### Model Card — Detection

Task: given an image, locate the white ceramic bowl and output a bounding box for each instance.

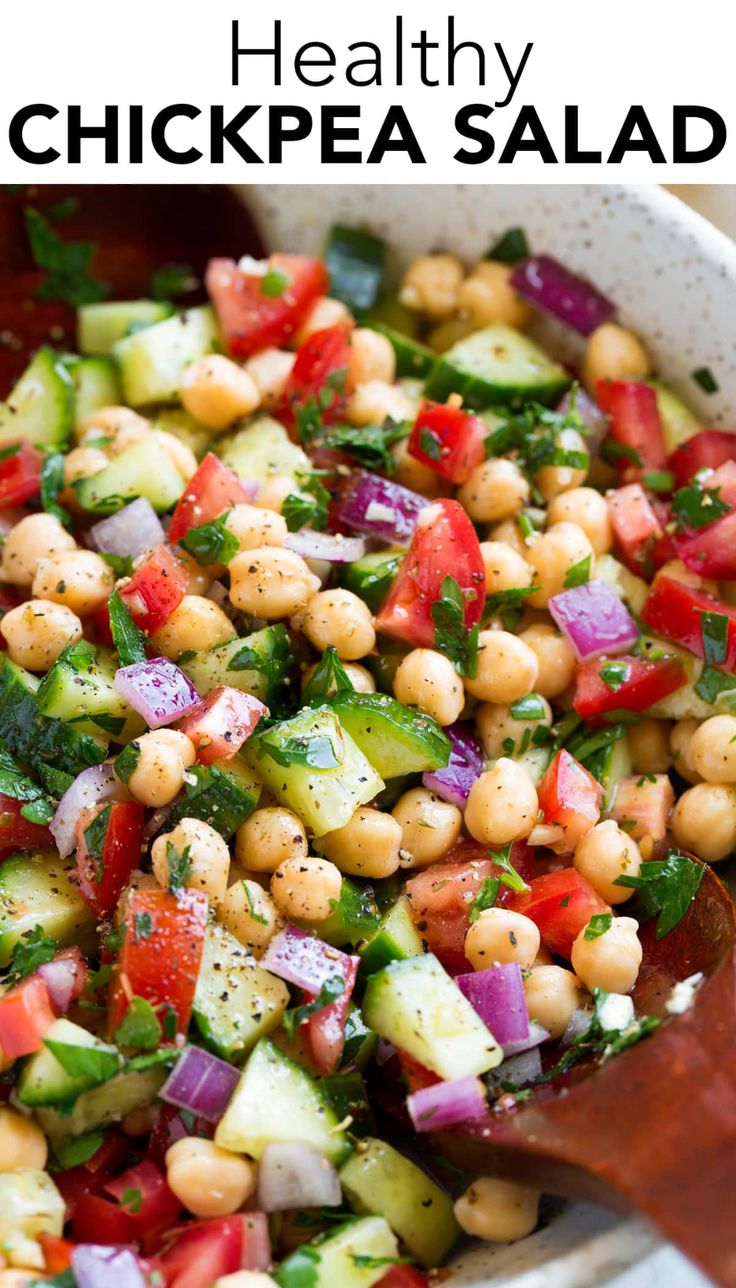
[235,183,728,1288]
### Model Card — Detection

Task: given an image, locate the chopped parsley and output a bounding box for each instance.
[83,804,112,883]
[468,876,500,923]
[166,842,192,893]
[0,741,54,820]
[120,1187,143,1214]
[180,512,239,566]
[601,439,643,469]
[641,470,674,494]
[488,843,530,894]
[323,419,410,473]
[7,926,58,985]
[40,453,73,530]
[114,740,141,785]
[533,987,660,1084]
[282,472,330,533]
[614,849,705,938]
[114,997,162,1051]
[693,609,736,701]
[243,881,269,925]
[486,226,530,264]
[418,426,443,462]
[671,481,730,532]
[484,402,589,500]
[108,591,147,667]
[509,693,546,721]
[431,574,479,678]
[303,646,355,704]
[52,1130,106,1170]
[694,666,736,704]
[692,365,719,394]
[563,554,591,589]
[598,661,629,693]
[150,262,198,300]
[584,912,613,941]
[485,583,536,631]
[261,267,291,297]
[25,206,108,307]
[43,1039,121,1084]
[259,734,339,770]
[282,975,345,1040]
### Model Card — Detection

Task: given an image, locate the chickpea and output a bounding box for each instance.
[476,697,552,760]
[457,458,530,524]
[427,317,477,352]
[463,630,539,704]
[457,260,531,329]
[573,820,641,904]
[346,381,415,428]
[523,965,582,1040]
[517,623,576,700]
[125,730,196,808]
[1,513,77,588]
[152,817,231,903]
[0,599,82,672]
[464,759,538,846]
[63,445,110,486]
[32,550,114,617]
[293,295,353,347]
[215,1277,276,1288]
[181,354,261,431]
[0,1107,47,1171]
[218,878,280,954]
[547,487,613,555]
[297,589,375,661]
[526,523,594,608]
[392,788,462,868]
[454,1177,539,1244]
[347,329,396,389]
[317,807,402,878]
[107,420,151,458]
[571,915,642,994]
[0,1274,41,1287]
[257,475,298,514]
[489,518,528,559]
[465,907,540,971]
[271,856,342,922]
[583,323,651,391]
[229,547,321,620]
[166,1137,256,1218]
[535,428,589,502]
[479,541,533,598]
[175,548,215,597]
[399,254,464,319]
[670,719,703,784]
[155,430,198,482]
[340,662,376,693]
[391,438,446,497]
[225,503,287,552]
[628,718,672,775]
[235,807,307,874]
[151,595,234,660]
[245,348,296,409]
[688,714,736,784]
[671,783,736,863]
[393,649,464,726]
[77,404,149,443]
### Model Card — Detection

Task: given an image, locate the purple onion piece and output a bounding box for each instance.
[88,498,165,559]
[284,530,366,563]
[487,1045,543,1092]
[338,470,430,547]
[161,1045,241,1122]
[72,1246,147,1288]
[455,963,529,1047]
[37,956,81,1013]
[502,1021,550,1058]
[260,925,353,994]
[548,580,639,661]
[50,762,129,858]
[423,721,483,808]
[114,657,200,729]
[407,1075,488,1133]
[557,387,608,455]
[256,1142,342,1212]
[511,254,616,337]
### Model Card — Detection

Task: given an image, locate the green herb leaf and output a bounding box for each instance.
[641,470,674,494]
[488,843,530,893]
[114,996,162,1051]
[563,554,591,590]
[150,263,198,300]
[692,365,719,394]
[486,226,530,264]
[133,911,153,942]
[259,734,339,770]
[323,419,410,474]
[108,590,147,667]
[672,481,730,532]
[694,665,736,704]
[485,402,588,497]
[599,661,629,693]
[7,925,58,984]
[534,987,660,1084]
[84,804,111,883]
[41,453,73,530]
[113,740,141,785]
[0,740,50,806]
[584,912,613,941]
[282,472,331,533]
[120,1187,143,1214]
[19,796,55,825]
[431,574,479,678]
[613,849,705,938]
[509,694,546,721]
[166,842,192,893]
[243,881,268,925]
[418,426,443,462]
[180,511,239,566]
[100,552,134,578]
[44,1039,121,1084]
[261,267,291,297]
[52,1129,105,1170]
[282,975,345,1040]
[468,876,500,924]
[350,1256,413,1270]
[701,610,729,666]
[303,647,355,704]
[601,439,644,469]
[25,207,108,307]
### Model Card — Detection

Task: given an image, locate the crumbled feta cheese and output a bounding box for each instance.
[596,992,635,1033]
[237,255,268,276]
[365,501,397,525]
[665,972,704,1016]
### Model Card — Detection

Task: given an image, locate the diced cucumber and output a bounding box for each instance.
[362,954,502,1080]
[218,415,310,484]
[64,355,122,429]
[0,656,109,776]
[324,224,386,313]
[327,691,451,779]
[215,1038,351,1164]
[17,1018,122,1108]
[359,896,424,977]
[0,1172,64,1243]
[591,733,632,812]
[368,323,435,378]
[297,876,380,948]
[339,552,402,614]
[647,380,700,452]
[340,1137,460,1268]
[320,1066,374,1133]
[36,1064,166,1143]
[276,1216,398,1288]
[37,639,144,741]
[78,299,174,355]
[245,706,384,837]
[340,1007,378,1072]
[154,407,213,461]
[193,921,289,1061]
[364,295,422,339]
[425,323,570,408]
[593,553,649,616]
[0,347,74,447]
[0,851,97,967]
[114,305,219,406]
[161,756,261,840]
[180,624,292,705]
[74,433,186,514]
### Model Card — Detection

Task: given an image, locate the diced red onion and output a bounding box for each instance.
[455,964,529,1047]
[502,1022,550,1058]
[161,1045,241,1123]
[511,255,616,337]
[114,657,201,729]
[50,762,129,858]
[557,388,608,454]
[236,478,260,501]
[284,529,366,563]
[37,948,87,1013]
[423,722,483,807]
[407,1075,488,1133]
[88,498,165,559]
[487,1045,543,1091]
[143,800,178,841]
[561,1007,593,1047]
[260,925,353,994]
[72,1246,146,1288]
[337,471,430,546]
[256,1141,342,1212]
[549,580,639,661]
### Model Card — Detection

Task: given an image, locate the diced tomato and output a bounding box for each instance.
[507,869,610,959]
[278,325,352,433]
[607,482,674,576]
[168,453,253,545]
[119,545,189,634]
[611,774,674,842]
[38,1235,74,1276]
[376,498,486,649]
[675,512,736,581]
[407,401,487,485]
[378,1267,430,1288]
[206,254,328,358]
[398,1051,441,1093]
[303,954,359,1075]
[405,840,535,967]
[71,1191,137,1244]
[0,792,54,858]
[74,800,146,920]
[104,1160,181,1253]
[108,888,208,1041]
[573,652,687,727]
[641,575,736,671]
[537,749,601,853]
[0,439,44,506]
[596,379,667,479]
[161,1214,271,1288]
[93,600,115,647]
[0,974,55,1057]
[698,459,736,507]
[83,1128,129,1175]
[55,1162,113,1222]
[175,687,267,765]
[148,1104,214,1170]
[668,429,736,489]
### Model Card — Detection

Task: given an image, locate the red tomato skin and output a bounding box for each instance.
[104,1160,181,1252]
[507,869,610,958]
[175,687,267,765]
[607,482,675,576]
[161,1214,271,1288]
[537,749,602,853]
[407,401,487,484]
[167,453,253,545]
[0,440,44,506]
[38,1235,74,1275]
[304,954,359,1075]
[378,1267,430,1288]
[71,1192,137,1244]
[74,801,146,919]
[148,1103,214,1170]
[0,975,55,1057]
[376,498,486,648]
[119,545,189,633]
[0,793,54,858]
[642,576,736,671]
[573,653,687,727]
[206,254,328,358]
[668,429,736,489]
[278,325,352,433]
[596,379,667,478]
[398,1050,441,1093]
[676,508,736,579]
[108,888,208,1041]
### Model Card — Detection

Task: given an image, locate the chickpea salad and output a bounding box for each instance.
[0,220,729,1288]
